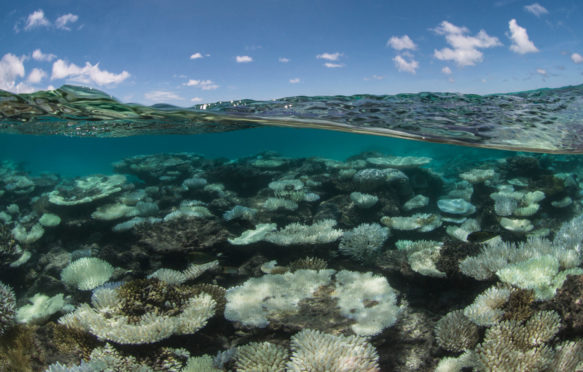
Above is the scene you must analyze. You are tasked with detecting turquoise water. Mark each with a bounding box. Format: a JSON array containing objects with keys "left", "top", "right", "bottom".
[
  {"left": 1, "top": 85, "right": 583, "bottom": 371},
  {"left": 0, "top": 127, "right": 507, "bottom": 177}
]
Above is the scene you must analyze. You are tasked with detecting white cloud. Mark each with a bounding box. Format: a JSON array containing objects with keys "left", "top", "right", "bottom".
[
  {"left": 24, "top": 9, "right": 50, "bottom": 30},
  {"left": 441, "top": 66, "right": 452, "bottom": 75},
  {"left": 236, "top": 55, "right": 253, "bottom": 63},
  {"left": 144, "top": 91, "right": 183, "bottom": 102},
  {"left": 0, "top": 53, "right": 25, "bottom": 91},
  {"left": 393, "top": 55, "right": 419, "bottom": 74},
  {"left": 433, "top": 21, "right": 501, "bottom": 66},
  {"left": 289, "top": 78, "right": 300, "bottom": 84},
  {"left": 12, "top": 82, "right": 38, "bottom": 94},
  {"left": 27, "top": 68, "right": 46, "bottom": 83},
  {"left": 316, "top": 52, "right": 342, "bottom": 61},
  {"left": 190, "top": 52, "right": 204, "bottom": 60},
  {"left": 387, "top": 35, "right": 416, "bottom": 50},
  {"left": 536, "top": 68, "right": 547, "bottom": 75},
  {"left": 185, "top": 79, "right": 202, "bottom": 86},
  {"left": 508, "top": 19, "right": 538, "bottom": 54},
  {"left": 51, "top": 59, "right": 130, "bottom": 85},
  {"left": 55, "top": 13, "right": 78, "bottom": 30},
  {"left": 571, "top": 53, "right": 583, "bottom": 64},
  {"left": 191, "top": 97, "right": 202, "bottom": 102},
  {"left": 201, "top": 84, "right": 218, "bottom": 90},
  {"left": 278, "top": 57, "right": 290, "bottom": 63},
  {"left": 364, "top": 74, "right": 385, "bottom": 81},
  {"left": 324, "top": 62, "right": 344, "bottom": 68},
  {"left": 524, "top": 3, "right": 548, "bottom": 17},
  {"left": 32, "top": 49, "right": 56, "bottom": 62},
  {"left": 184, "top": 79, "right": 218, "bottom": 90}
]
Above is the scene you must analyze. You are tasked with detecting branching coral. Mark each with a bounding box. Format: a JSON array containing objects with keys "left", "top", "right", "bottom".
[
  {"left": 434, "top": 310, "right": 479, "bottom": 352},
  {"left": 474, "top": 311, "right": 561, "bottom": 371},
  {"left": 147, "top": 260, "right": 219, "bottom": 285},
  {"left": 459, "top": 227, "right": 583, "bottom": 299},
  {"left": 234, "top": 341, "right": 288, "bottom": 372},
  {"left": 286, "top": 329, "right": 380, "bottom": 372},
  {"left": 338, "top": 223, "right": 389, "bottom": 262},
  {"left": 464, "top": 286, "right": 511, "bottom": 326},
  {"left": 264, "top": 219, "right": 343, "bottom": 246}
]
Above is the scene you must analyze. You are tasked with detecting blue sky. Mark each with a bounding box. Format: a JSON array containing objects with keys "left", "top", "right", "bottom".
[{"left": 0, "top": 0, "right": 582, "bottom": 105}]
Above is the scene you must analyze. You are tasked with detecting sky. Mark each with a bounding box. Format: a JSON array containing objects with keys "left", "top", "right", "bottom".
[{"left": 0, "top": 0, "right": 582, "bottom": 105}]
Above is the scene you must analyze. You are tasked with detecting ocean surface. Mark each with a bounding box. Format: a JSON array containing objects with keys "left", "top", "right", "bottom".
[{"left": 0, "top": 85, "right": 583, "bottom": 371}]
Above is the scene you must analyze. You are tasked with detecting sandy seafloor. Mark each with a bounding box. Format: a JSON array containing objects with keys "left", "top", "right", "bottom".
[{"left": 1, "top": 126, "right": 583, "bottom": 371}]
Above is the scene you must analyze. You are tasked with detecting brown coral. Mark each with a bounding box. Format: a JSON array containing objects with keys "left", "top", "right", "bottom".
[{"left": 434, "top": 310, "right": 479, "bottom": 352}]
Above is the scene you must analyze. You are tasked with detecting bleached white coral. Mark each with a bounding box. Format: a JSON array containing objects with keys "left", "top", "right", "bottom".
[
  {"left": 496, "top": 255, "right": 559, "bottom": 300},
  {"left": 403, "top": 194, "right": 429, "bottom": 211},
  {"left": 44, "top": 343, "right": 154, "bottom": 372},
  {"left": 39, "top": 213, "right": 61, "bottom": 227},
  {"left": 264, "top": 219, "right": 343, "bottom": 245},
  {"left": 11, "top": 223, "right": 44, "bottom": 244},
  {"left": 234, "top": 342, "right": 288, "bottom": 372},
  {"left": 224, "top": 269, "right": 401, "bottom": 336},
  {"left": 463, "top": 286, "right": 511, "bottom": 326},
  {"left": 15, "top": 293, "right": 65, "bottom": 324},
  {"left": 286, "top": 329, "right": 380, "bottom": 372},
  {"left": 224, "top": 269, "right": 335, "bottom": 328},
  {"left": 263, "top": 197, "right": 298, "bottom": 211},
  {"left": 397, "top": 240, "right": 446, "bottom": 278},
  {"left": 350, "top": 192, "right": 379, "bottom": 209},
  {"left": 182, "top": 354, "right": 221, "bottom": 372},
  {"left": 61, "top": 257, "right": 114, "bottom": 291},
  {"left": 228, "top": 223, "right": 277, "bottom": 245},
  {"left": 332, "top": 270, "right": 401, "bottom": 336},
  {"left": 435, "top": 351, "right": 475, "bottom": 372},
  {"left": 380, "top": 213, "right": 442, "bottom": 232},
  {"left": 460, "top": 234, "right": 582, "bottom": 281},
  {"left": 148, "top": 260, "right": 219, "bottom": 285},
  {"left": 460, "top": 168, "right": 495, "bottom": 184},
  {"left": 223, "top": 205, "right": 257, "bottom": 221},
  {"left": 338, "top": 223, "right": 389, "bottom": 262},
  {"left": 500, "top": 217, "right": 533, "bottom": 233},
  {"left": 59, "top": 290, "right": 215, "bottom": 344},
  {"left": 48, "top": 174, "right": 126, "bottom": 206}
]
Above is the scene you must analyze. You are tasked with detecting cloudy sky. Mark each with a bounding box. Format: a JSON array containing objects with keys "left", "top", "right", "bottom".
[{"left": 0, "top": 0, "right": 581, "bottom": 105}]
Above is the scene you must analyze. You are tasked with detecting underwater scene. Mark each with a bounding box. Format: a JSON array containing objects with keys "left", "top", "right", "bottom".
[{"left": 1, "top": 84, "right": 583, "bottom": 371}]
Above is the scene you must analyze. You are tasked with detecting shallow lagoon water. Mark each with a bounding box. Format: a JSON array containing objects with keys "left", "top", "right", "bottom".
[
  {"left": 0, "top": 127, "right": 507, "bottom": 177},
  {"left": 1, "top": 86, "right": 583, "bottom": 371}
]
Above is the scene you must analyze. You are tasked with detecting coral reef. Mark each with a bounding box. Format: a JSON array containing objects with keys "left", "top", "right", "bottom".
[
  {"left": 1, "top": 149, "right": 583, "bottom": 371},
  {"left": 234, "top": 341, "right": 288, "bottom": 372},
  {"left": 338, "top": 223, "right": 389, "bottom": 262},
  {"left": 287, "top": 329, "right": 380, "bottom": 372},
  {"left": 434, "top": 310, "right": 479, "bottom": 352},
  {"left": 60, "top": 257, "right": 114, "bottom": 291},
  {"left": 59, "top": 282, "right": 216, "bottom": 344}
]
